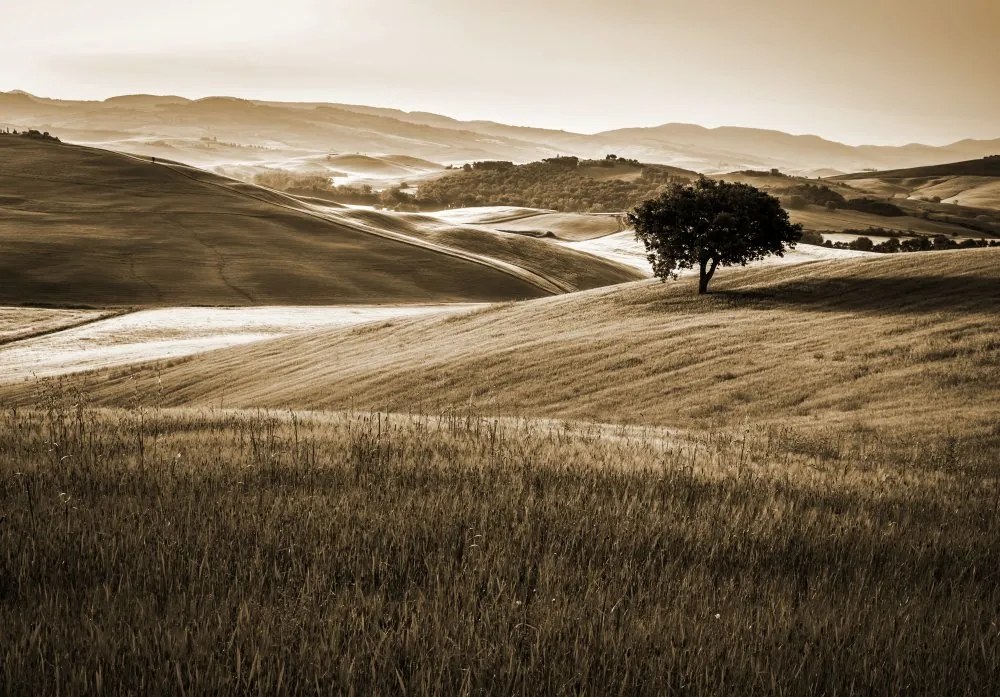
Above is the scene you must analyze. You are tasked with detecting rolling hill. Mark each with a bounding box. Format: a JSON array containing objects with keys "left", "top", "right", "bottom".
[
  {"left": 3, "top": 90, "right": 999, "bottom": 173},
  {"left": 712, "top": 169, "right": 1000, "bottom": 237},
  {"left": 0, "top": 136, "right": 640, "bottom": 307},
  {"left": 325, "top": 154, "right": 444, "bottom": 177},
  {"left": 23, "top": 249, "right": 999, "bottom": 440},
  {"left": 834, "top": 158, "right": 1000, "bottom": 209}
]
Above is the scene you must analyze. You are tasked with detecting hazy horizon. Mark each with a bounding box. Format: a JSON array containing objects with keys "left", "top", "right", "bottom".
[
  {"left": 2, "top": 0, "right": 998, "bottom": 147},
  {"left": 6, "top": 87, "right": 1000, "bottom": 150}
]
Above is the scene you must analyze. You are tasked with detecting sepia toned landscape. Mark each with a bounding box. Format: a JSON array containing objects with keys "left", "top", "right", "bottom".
[{"left": 2, "top": 1, "right": 999, "bottom": 695}]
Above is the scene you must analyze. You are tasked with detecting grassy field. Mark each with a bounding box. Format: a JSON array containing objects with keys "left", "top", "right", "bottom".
[
  {"left": 30, "top": 250, "right": 998, "bottom": 445},
  {"left": 3, "top": 243, "right": 998, "bottom": 694},
  {"left": 0, "top": 138, "right": 641, "bottom": 306},
  {"left": 1, "top": 403, "right": 997, "bottom": 695}
]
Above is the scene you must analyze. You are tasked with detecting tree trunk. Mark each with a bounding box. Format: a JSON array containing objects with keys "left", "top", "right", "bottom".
[
  {"left": 698, "top": 267, "right": 709, "bottom": 294},
  {"left": 698, "top": 257, "right": 719, "bottom": 294}
]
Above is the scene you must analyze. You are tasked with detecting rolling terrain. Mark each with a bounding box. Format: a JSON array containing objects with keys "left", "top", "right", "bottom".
[
  {"left": 335, "top": 209, "right": 642, "bottom": 293},
  {"left": 713, "top": 169, "right": 1000, "bottom": 239},
  {"left": 3, "top": 124, "right": 998, "bottom": 696},
  {"left": 834, "top": 157, "right": 1000, "bottom": 209},
  {"left": 0, "top": 136, "right": 640, "bottom": 307},
  {"left": 3, "top": 90, "right": 999, "bottom": 173},
  {"left": 15, "top": 250, "right": 998, "bottom": 442}
]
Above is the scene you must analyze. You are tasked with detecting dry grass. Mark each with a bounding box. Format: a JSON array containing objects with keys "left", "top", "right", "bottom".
[
  {"left": 1, "top": 401, "right": 997, "bottom": 695},
  {"left": 28, "top": 250, "right": 999, "bottom": 444}
]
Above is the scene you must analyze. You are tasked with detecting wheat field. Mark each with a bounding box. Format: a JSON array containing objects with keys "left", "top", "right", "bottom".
[{"left": 1, "top": 400, "right": 997, "bottom": 695}]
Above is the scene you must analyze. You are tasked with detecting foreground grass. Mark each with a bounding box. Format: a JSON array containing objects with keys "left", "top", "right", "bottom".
[{"left": 1, "top": 405, "right": 998, "bottom": 695}]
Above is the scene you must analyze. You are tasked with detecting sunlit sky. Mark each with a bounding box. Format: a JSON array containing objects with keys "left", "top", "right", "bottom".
[{"left": 2, "top": 0, "right": 997, "bottom": 145}]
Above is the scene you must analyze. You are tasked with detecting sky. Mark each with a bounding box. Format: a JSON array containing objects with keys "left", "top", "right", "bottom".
[{"left": 1, "top": 0, "right": 997, "bottom": 145}]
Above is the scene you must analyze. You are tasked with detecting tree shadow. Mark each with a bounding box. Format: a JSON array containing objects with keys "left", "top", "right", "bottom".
[{"left": 713, "top": 274, "right": 1000, "bottom": 315}]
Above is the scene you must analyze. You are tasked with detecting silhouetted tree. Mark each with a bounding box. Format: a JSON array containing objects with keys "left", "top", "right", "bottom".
[
  {"left": 873, "top": 238, "right": 901, "bottom": 253},
  {"left": 629, "top": 178, "right": 802, "bottom": 294},
  {"left": 799, "top": 229, "right": 824, "bottom": 245}
]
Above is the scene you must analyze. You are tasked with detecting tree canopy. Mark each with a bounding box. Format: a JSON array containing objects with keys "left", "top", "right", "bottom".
[{"left": 629, "top": 178, "right": 803, "bottom": 294}]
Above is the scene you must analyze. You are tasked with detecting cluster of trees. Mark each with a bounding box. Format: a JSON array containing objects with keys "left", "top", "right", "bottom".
[
  {"left": 822, "top": 234, "right": 1000, "bottom": 253},
  {"left": 460, "top": 156, "right": 640, "bottom": 173},
  {"left": 251, "top": 170, "right": 381, "bottom": 205},
  {"left": 466, "top": 160, "right": 514, "bottom": 171},
  {"left": 810, "top": 226, "right": 915, "bottom": 241},
  {"left": 598, "top": 154, "right": 642, "bottom": 167},
  {"left": 739, "top": 168, "right": 787, "bottom": 177},
  {"left": 798, "top": 229, "right": 825, "bottom": 245},
  {"left": 780, "top": 183, "right": 846, "bottom": 209},
  {"left": 0, "top": 128, "right": 59, "bottom": 141},
  {"left": 780, "top": 184, "right": 905, "bottom": 216},
  {"left": 248, "top": 158, "right": 693, "bottom": 213},
  {"left": 197, "top": 136, "right": 272, "bottom": 151},
  {"left": 417, "top": 157, "right": 689, "bottom": 212},
  {"left": 844, "top": 198, "right": 906, "bottom": 217}
]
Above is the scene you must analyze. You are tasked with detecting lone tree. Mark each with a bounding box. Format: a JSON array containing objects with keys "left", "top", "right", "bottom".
[{"left": 629, "top": 178, "right": 802, "bottom": 294}]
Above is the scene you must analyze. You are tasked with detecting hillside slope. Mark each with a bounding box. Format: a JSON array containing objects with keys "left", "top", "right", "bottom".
[
  {"left": 340, "top": 209, "right": 644, "bottom": 292},
  {"left": 31, "top": 250, "right": 1000, "bottom": 438},
  {"left": 0, "top": 137, "right": 637, "bottom": 306}
]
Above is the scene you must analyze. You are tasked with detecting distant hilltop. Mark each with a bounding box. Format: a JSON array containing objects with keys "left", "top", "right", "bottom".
[{"left": 2, "top": 90, "right": 999, "bottom": 174}]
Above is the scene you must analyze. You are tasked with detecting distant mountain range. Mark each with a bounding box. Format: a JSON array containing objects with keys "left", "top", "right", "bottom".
[{"left": 2, "top": 90, "right": 998, "bottom": 174}]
